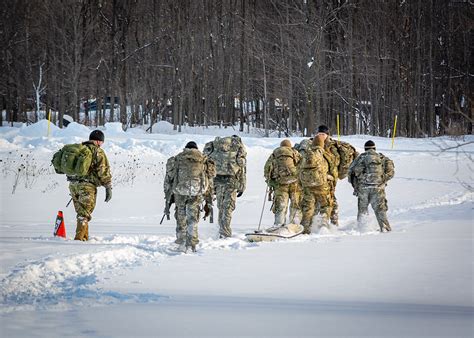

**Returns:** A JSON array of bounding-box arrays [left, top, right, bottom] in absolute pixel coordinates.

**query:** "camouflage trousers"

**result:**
[[69, 182, 97, 241], [300, 186, 332, 234], [215, 179, 237, 238], [272, 182, 301, 225], [329, 180, 339, 226], [175, 194, 202, 247], [357, 186, 391, 232]]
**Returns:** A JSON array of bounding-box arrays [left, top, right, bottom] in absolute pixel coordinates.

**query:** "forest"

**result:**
[[1, 0, 471, 137]]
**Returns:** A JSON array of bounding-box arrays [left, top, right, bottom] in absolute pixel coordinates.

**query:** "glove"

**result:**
[[237, 191, 243, 198], [203, 203, 211, 219], [105, 186, 112, 202]]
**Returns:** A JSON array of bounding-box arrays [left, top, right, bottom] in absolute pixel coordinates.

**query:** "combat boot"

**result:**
[[74, 219, 89, 241], [380, 223, 392, 232]]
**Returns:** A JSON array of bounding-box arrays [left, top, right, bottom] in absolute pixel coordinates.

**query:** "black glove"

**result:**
[[203, 203, 211, 219], [105, 186, 112, 202], [237, 191, 243, 198]]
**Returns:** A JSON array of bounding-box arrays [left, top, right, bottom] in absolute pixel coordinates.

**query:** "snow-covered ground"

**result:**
[[1, 121, 473, 337]]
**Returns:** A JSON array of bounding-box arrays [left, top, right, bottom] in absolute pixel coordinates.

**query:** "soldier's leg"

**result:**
[[357, 189, 370, 222], [316, 190, 331, 229], [288, 183, 301, 224], [215, 182, 226, 236], [219, 185, 237, 238], [273, 185, 290, 226], [300, 189, 316, 234], [185, 196, 202, 250], [329, 182, 339, 226], [371, 188, 391, 232], [69, 183, 97, 241], [174, 195, 187, 244]]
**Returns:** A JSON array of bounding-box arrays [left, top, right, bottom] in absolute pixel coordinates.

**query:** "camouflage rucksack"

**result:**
[[173, 149, 214, 196], [264, 147, 299, 185], [334, 140, 358, 179], [51, 144, 94, 177], [356, 151, 394, 186], [204, 136, 245, 176], [164, 156, 176, 197], [298, 146, 328, 188]]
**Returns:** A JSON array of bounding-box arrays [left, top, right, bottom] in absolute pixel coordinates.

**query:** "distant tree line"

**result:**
[[1, 0, 471, 136]]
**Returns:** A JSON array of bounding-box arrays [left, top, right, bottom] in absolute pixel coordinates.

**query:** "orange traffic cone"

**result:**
[[54, 210, 66, 238]]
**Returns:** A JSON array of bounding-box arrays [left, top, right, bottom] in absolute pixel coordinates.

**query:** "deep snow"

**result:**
[[0, 121, 473, 337]]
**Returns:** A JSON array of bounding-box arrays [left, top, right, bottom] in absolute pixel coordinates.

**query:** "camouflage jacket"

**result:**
[[348, 149, 394, 189], [68, 141, 112, 187]]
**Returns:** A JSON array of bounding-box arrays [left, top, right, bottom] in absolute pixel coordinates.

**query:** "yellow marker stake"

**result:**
[[336, 114, 340, 141], [47, 110, 51, 137], [391, 115, 398, 149]]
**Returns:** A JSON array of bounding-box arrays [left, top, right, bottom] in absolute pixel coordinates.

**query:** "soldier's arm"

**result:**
[[95, 149, 112, 187], [383, 155, 395, 182], [237, 145, 247, 192], [263, 154, 274, 183]]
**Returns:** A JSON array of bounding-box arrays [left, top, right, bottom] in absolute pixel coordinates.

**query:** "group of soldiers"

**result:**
[[265, 125, 395, 235], [162, 125, 395, 252], [60, 127, 394, 251]]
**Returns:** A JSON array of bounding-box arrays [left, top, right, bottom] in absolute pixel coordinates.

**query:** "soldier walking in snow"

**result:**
[[203, 135, 246, 238], [264, 139, 302, 226], [298, 134, 332, 234], [164, 141, 216, 252], [348, 140, 394, 232], [52, 130, 112, 241], [316, 125, 359, 226]]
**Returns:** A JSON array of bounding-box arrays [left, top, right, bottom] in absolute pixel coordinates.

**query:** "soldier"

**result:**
[[316, 125, 358, 226], [164, 141, 215, 252], [348, 140, 394, 232], [68, 130, 112, 241], [264, 139, 302, 226], [298, 134, 332, 234], [203, 135, 246, 238]]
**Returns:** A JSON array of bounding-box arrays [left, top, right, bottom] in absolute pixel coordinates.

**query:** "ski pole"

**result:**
[[66, 198, 73, 207], [256, 186, 268, 233]]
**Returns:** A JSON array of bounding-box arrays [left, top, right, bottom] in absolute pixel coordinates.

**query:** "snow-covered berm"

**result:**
[[1, 121, 473, 337]]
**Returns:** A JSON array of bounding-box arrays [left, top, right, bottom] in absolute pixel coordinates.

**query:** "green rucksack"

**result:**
[[334, 140, 358, 179], [51, 144, 93, 176]]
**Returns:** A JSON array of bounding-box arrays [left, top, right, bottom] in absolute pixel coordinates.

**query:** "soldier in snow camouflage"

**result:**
[[165, 141, 216, 252], [204, 136, 246, 238], [348, 140, 394, 232]]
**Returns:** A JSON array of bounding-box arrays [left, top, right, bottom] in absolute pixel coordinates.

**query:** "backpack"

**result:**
[[334, 140, 358, 179], [51, 144, 93, 177], [164, 156, 176, 197], [358, 151, 394, 186], [298, 146, 328, 188], [173, 149, 213, 196], [206, 136, 244, 176], [265, 147, 298, 185]]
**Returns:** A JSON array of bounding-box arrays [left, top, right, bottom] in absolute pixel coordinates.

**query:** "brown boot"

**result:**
[[74, 220, 89, 241]]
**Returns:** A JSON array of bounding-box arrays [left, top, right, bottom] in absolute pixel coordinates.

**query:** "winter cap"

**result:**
[[89, 130, 105, 142], [317, 125, 330, 135], [364, 140, 376, 150], [185, 141, 198, 149], [280, 139, 292, 147]]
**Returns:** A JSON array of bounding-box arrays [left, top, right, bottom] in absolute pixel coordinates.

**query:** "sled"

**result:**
[[245, 223, 304, 242]]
